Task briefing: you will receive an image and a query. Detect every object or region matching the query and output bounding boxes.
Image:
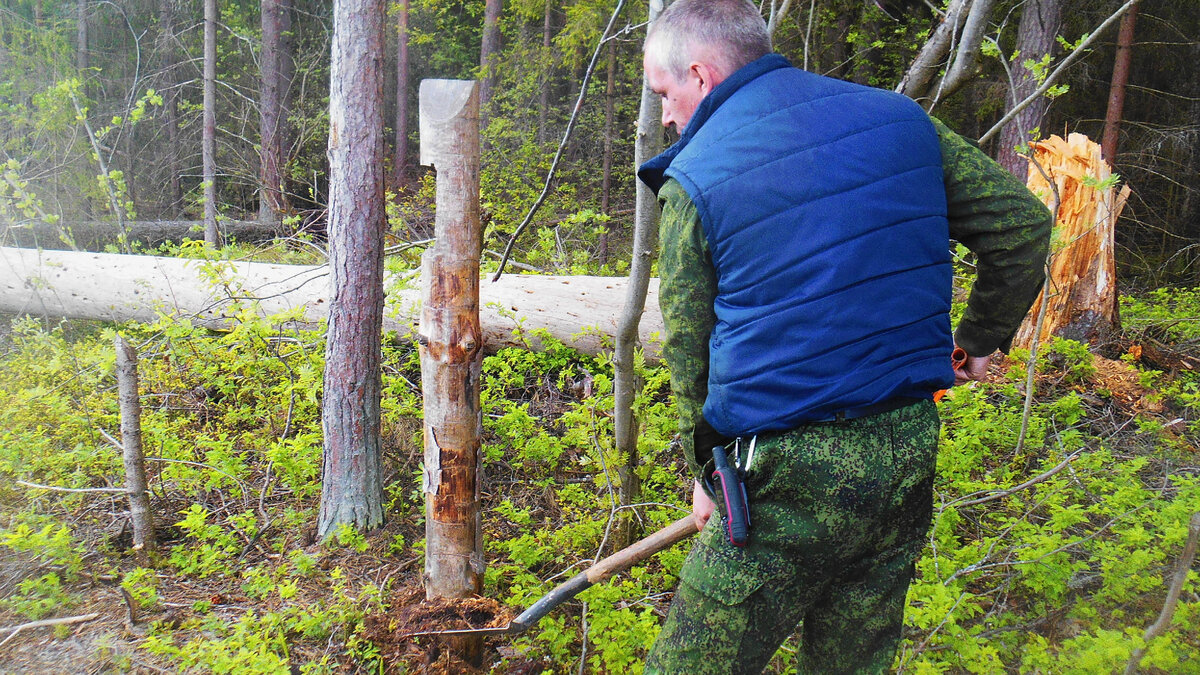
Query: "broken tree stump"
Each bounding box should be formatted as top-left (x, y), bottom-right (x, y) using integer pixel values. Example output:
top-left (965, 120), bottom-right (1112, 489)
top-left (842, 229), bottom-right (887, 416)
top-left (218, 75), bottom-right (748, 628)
top-left (1012, 132), bottom-right (1132, 351)
top-left (418, 79), bottom-right (485, 603)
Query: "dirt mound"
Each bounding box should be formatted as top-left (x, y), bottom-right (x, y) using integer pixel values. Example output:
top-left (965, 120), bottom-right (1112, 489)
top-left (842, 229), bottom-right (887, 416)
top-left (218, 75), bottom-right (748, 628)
top-left (362, 586), bottom-right (516, 674)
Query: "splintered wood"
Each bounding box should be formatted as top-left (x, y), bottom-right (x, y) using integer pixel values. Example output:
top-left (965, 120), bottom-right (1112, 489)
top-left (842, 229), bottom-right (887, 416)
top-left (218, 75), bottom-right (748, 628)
top-left (1012, 133), bottom-right (1132, 351)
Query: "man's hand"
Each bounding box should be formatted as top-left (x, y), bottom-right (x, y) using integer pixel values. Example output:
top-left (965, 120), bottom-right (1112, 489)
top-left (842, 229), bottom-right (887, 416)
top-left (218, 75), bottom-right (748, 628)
top-left (692, 479), bottom-right (716, 532)
top-left (953, 353), bottom-right (990, 385)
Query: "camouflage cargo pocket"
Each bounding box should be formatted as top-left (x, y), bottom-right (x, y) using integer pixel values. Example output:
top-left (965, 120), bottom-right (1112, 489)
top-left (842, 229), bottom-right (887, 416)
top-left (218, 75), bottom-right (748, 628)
top-left (678, 539), bottom-right (769, 606)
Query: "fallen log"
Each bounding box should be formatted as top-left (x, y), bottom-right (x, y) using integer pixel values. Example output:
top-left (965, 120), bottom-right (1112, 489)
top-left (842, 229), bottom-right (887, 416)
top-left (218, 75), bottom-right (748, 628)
top-left (2, 220), bottom-right (281, 251)
top-left (0, 247), bottom-right (665, 359)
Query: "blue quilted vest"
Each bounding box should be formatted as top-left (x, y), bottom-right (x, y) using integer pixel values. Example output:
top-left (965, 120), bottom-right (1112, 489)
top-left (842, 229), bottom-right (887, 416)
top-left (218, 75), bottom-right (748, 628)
top-left (640, 54), bottom-right (955, 436)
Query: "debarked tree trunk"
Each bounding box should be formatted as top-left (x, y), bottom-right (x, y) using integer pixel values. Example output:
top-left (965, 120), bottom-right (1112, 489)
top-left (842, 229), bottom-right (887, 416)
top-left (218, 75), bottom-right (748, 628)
top-left (0, 247), bottom-right (664, 360)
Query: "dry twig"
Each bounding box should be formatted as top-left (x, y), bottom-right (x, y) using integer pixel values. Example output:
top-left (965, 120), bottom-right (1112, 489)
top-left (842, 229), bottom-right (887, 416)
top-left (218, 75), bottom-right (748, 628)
top-left (0, 613), bottom-right (100, 648)
top-left (1124, 512), bottom-right (1200, 675)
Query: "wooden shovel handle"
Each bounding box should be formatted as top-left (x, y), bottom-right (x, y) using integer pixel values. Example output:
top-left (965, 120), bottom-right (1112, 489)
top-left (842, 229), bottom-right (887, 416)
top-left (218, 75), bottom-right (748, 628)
top-left (510, 515), bottom-right (697, 632)
top-left (586, 515), bottom-right (698, 584)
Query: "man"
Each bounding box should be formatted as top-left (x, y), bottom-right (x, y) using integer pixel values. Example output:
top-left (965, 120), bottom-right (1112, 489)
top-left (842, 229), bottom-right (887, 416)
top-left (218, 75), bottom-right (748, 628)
top-left (635, 1), bottom-right (1052, 673)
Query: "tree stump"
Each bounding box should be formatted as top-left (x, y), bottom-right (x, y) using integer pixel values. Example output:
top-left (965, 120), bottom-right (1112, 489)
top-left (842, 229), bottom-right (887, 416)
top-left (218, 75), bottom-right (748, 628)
top-left (1011, 133), bottom-right (1132, 351)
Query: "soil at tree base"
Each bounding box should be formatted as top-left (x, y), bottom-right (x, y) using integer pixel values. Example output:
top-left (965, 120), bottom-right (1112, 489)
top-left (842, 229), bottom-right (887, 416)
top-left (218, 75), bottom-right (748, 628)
top-left (362, 585), bottom-right (544, 674)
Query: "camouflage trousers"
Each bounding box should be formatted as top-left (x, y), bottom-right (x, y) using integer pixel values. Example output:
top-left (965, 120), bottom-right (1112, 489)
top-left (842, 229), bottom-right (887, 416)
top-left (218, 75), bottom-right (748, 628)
top-left (644, 400), bottom-right (939, 675)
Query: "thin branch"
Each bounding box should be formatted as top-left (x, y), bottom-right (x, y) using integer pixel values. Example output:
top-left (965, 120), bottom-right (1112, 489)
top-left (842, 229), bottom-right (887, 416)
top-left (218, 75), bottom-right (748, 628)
top-left (766, 0), bottom-right (794, 37)
top-left (946, 450), bottom-right (1082, 509)
top-left (1124, 512), bottom-right (1200, 675)
top-left (1015, 151), bottom-right (1061, 455)
top-left (0, 613), bottom-right (100, 648)
top-left (491, 0), bottom-right (628, 281)
top-left (980, 0), bottom-right (1143, 145)
top-left (16, 480), bottom-right (126, 494)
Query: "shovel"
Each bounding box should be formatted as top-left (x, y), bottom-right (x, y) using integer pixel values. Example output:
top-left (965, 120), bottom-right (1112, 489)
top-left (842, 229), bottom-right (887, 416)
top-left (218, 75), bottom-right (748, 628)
top-left (405, 514), bottom-right (697, 638)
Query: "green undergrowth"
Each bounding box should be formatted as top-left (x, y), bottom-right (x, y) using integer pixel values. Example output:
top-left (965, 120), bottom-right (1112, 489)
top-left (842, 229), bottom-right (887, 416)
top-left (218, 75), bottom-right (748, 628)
top-left (0, 286), bottom-right (1198, 673)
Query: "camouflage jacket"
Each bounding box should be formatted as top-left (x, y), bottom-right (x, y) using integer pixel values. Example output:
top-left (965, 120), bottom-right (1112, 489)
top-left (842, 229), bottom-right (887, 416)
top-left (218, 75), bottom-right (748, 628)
top-left (657, 118), bottom-right (1053, 477)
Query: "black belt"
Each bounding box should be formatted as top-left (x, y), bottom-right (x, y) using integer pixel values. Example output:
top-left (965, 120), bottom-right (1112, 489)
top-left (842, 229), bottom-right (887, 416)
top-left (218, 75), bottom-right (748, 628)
top-left (811, 396), bottom-right (923, 424)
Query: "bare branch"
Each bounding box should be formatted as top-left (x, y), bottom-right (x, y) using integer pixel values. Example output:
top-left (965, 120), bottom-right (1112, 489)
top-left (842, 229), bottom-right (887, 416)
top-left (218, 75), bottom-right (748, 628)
top-left (16, 480), bottom-right (126, 494)
top-left (939, 0), bottom-right (997, 97)
top-left (1124, 512), bottom-right (1200, 675)
top-left (0, 613), bottom-right (101, 648)
top-left (980, 0), bottom-right (1143, 145)
top-left (895, 0), bottom-right (971, 101)
top-left (492, 0), bottom-right (628, 281)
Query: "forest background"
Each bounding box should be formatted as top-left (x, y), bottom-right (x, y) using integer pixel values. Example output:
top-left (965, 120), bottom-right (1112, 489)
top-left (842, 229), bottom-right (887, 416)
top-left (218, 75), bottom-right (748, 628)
top-left (0, 0), bottom-right (1199, 672)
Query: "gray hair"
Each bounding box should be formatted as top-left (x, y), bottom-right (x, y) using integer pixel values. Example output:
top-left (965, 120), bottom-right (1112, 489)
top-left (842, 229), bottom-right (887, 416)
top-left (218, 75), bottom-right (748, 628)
top-left (645, 0), bottom-right (772, 81)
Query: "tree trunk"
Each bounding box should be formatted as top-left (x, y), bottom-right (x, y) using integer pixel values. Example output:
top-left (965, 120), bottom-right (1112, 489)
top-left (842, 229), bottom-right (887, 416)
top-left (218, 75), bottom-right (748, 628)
top-left (1011, 133), bottom-right (1131, 350)
top-left (76, 0), bottom-right (88, 74)
top-left (115, 335), bottom-right (156, 562)
top-left (203, 0), bottom-right (219, 246)
top-left (479, 0), bottom-right (502, 114)
top-left (895, 0), bottom-right (970, 102)
top-left (1101, 3), bottom-right (1138, 166)
top-left (0, 247), bottom-right (666, 360)
top-left (538, 0), bottom-right (554, 143)
top-left (997, 0), bottom-right (1064, 178)
top-left (260, 0), bottom-right (288, 224)
top-left (394, 0), bottom-right (410, 183)
top-left (157, 0), bottom-right (183, 215)
top-left (417, 82), bottom-right (484, 662)
top-left (599, 35), bottom-right (616, 265)
top-left (612, 0), bottom-right (665, 550)
top-left (317, 0), bottom-right (388, 538)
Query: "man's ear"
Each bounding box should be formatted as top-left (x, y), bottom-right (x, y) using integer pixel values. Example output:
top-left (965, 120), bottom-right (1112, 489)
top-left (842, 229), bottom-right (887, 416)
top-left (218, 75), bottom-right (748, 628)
top-left (688, 61), bottom-right (724, 97)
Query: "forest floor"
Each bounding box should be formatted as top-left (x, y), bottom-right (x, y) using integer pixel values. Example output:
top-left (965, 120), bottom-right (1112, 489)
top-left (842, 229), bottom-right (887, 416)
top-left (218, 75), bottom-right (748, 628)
top-left (0, 304), bottom-right (1198, 674)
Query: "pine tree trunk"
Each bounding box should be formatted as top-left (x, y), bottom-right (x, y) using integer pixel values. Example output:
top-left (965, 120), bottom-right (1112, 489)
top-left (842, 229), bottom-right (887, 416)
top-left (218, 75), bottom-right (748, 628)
top-left (538, 0), bottom-right (553, 143)
top-left (479, 0), bottom-right (502, 113)
top-left (1101, 3), bottom-right (1138, 166)
top-left (76, 0), bottom-right (88, 73)
top-left (394, 0), bottom-right (410, 183)
top-left (599, 36), bottom-right (616, 265)
top-left (157, 0), bottom-right (183, 215)
top-left (260, 0), bottom-right (288, 224)
top-left (203, 0), bottom-right (219, 246)
top-left (997, 0), bottom-right (1063, 178)
top-left (0, 247), bottom-right (666, 359)
top-left (317, 0), bottom-right (387, 538)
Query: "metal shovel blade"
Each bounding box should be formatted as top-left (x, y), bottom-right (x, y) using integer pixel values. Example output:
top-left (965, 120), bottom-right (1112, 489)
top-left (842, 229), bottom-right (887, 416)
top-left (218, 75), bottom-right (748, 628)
top-left (403, 515), bottom-right (697, 639)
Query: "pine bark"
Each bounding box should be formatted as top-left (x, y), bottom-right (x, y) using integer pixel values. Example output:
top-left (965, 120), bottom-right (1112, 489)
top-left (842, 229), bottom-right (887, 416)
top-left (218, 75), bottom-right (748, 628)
top-left (203, 0), bottom-right (219, 246)
top-left (317, 0), bottom-right (388, 538)
top-left (997, 0), bottom-right (1064, 178)
top-left (418, 80), bottom-right (484, 609)
top-left (394, 0), bottom-right (410, 183)
top-left (157, 0), bottom-right (183, 214)
top-left (599, 36), bottom-right (616, 265)
top-left (479, 0), bottom-right (502, 113)
top-left (538, 0), bottom-right (554, 143)
top-left (76, 0), bottom-right (88, 74)
top-left (1101, 3), bottom-right (1139, 166)
top-left (259, 0), bottom-right (288, 224)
